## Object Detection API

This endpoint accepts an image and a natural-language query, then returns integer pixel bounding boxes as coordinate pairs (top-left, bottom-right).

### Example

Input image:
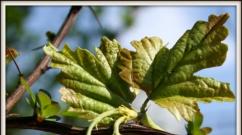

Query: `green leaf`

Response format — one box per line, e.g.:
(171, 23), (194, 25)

(34, 90), (60, 119)
(152, 76), (235, 102)
(119, 13), (235, 121)
(119, 36), (165, 94)
(60, 87), (115, 114)
(36, 90), (52, 109)
(62, 107), (113, 125)
(42, 101), (60, 118)
(43, 37), (137, 123)
(154, 97), (199, 120)
(186, 112), (212, 135)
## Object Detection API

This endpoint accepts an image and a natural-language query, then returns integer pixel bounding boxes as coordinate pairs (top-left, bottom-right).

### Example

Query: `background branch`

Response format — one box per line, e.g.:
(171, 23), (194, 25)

(6, 6), (82, 114)
(7, 117), (175, 135)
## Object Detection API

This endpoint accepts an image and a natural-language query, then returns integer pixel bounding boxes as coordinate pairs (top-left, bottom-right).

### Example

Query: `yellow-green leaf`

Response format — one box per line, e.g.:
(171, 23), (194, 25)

(36, 90), (52, 109)
(118, 13), (235, 121)
(43, 37), (139, 124)
(186, 112), (212, 135)
(42, 101), (60, 118)
(60, 87), (115, 114)
(119, 37), (165, 94)
(44, 41), (132, 108)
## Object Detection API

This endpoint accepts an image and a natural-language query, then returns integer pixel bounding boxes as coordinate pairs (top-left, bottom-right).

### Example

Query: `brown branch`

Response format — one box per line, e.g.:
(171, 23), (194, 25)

(6, 117), (175, 135)
(6, 6), (82, 114)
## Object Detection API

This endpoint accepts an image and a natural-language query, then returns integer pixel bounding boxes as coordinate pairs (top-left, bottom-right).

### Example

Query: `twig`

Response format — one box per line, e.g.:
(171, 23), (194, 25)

(6, 49), (22, 75)
(6, 6), (82, 114)
(88, 6), (103, 31)
(6, 117), (175, 135)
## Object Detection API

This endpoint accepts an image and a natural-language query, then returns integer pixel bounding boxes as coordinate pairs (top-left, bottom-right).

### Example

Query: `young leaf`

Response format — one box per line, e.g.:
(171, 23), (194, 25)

(36, 90), (52, 109)
(34, 90), (60, 121)
(41, 101), (60, 118)
(186, 112), (212, 135)
(119, 13), (235, 121)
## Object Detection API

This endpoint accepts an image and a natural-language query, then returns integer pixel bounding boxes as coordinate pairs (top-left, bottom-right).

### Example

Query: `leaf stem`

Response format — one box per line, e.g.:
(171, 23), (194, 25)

(87, 109), (119, 135)
(88, 6), (103, 31)
(113, 116), (127, 135)
(6, 49), (22, 75)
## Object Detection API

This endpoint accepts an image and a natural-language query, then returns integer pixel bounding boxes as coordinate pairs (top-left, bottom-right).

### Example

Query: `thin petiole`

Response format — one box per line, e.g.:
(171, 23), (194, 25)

(88, 6), (103, 31)
(113, 116), (127, 135)
(86, 109), (119, 135)
(7, 49), (22, 75)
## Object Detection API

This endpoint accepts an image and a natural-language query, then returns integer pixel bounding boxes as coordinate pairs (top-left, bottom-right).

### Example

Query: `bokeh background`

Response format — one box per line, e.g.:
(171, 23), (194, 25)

(5, 6), (236, 135)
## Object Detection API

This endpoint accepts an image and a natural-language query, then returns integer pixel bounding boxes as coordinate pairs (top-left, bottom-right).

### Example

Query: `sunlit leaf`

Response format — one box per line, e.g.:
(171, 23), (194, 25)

(119, 36), (165, 94)
(119, 13), (235, 121)
(60, 87), (115, 114)
(44, 37), (138, 124)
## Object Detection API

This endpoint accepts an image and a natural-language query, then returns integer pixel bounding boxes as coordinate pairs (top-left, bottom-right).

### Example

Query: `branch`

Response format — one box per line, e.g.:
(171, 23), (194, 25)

(6, 117), (175, 135)
(6, 6), (82, 114)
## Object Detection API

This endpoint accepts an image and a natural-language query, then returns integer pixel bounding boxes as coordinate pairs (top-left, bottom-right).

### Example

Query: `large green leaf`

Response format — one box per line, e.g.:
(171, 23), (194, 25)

(44, 37), (137, 123)
(119, 13), (235, 121)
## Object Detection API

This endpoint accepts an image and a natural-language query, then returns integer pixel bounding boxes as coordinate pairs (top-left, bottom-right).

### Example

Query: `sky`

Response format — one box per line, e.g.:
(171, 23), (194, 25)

(6, 5), (237, 135)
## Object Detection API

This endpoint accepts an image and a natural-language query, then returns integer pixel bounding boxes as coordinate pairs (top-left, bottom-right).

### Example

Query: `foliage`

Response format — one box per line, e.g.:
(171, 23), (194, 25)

(43, 13), (235, 135)
(6, 6), (138, 135)
(6, 6), (137, 128)
(4, 11), (234, 135)
(6, 47), (61, 122)
(21, 76), (60, 122)
(44, 37), (140, 134)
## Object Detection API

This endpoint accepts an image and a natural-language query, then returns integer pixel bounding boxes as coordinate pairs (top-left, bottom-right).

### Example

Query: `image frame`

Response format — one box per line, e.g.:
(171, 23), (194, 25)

(1, 1), (241, 135)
